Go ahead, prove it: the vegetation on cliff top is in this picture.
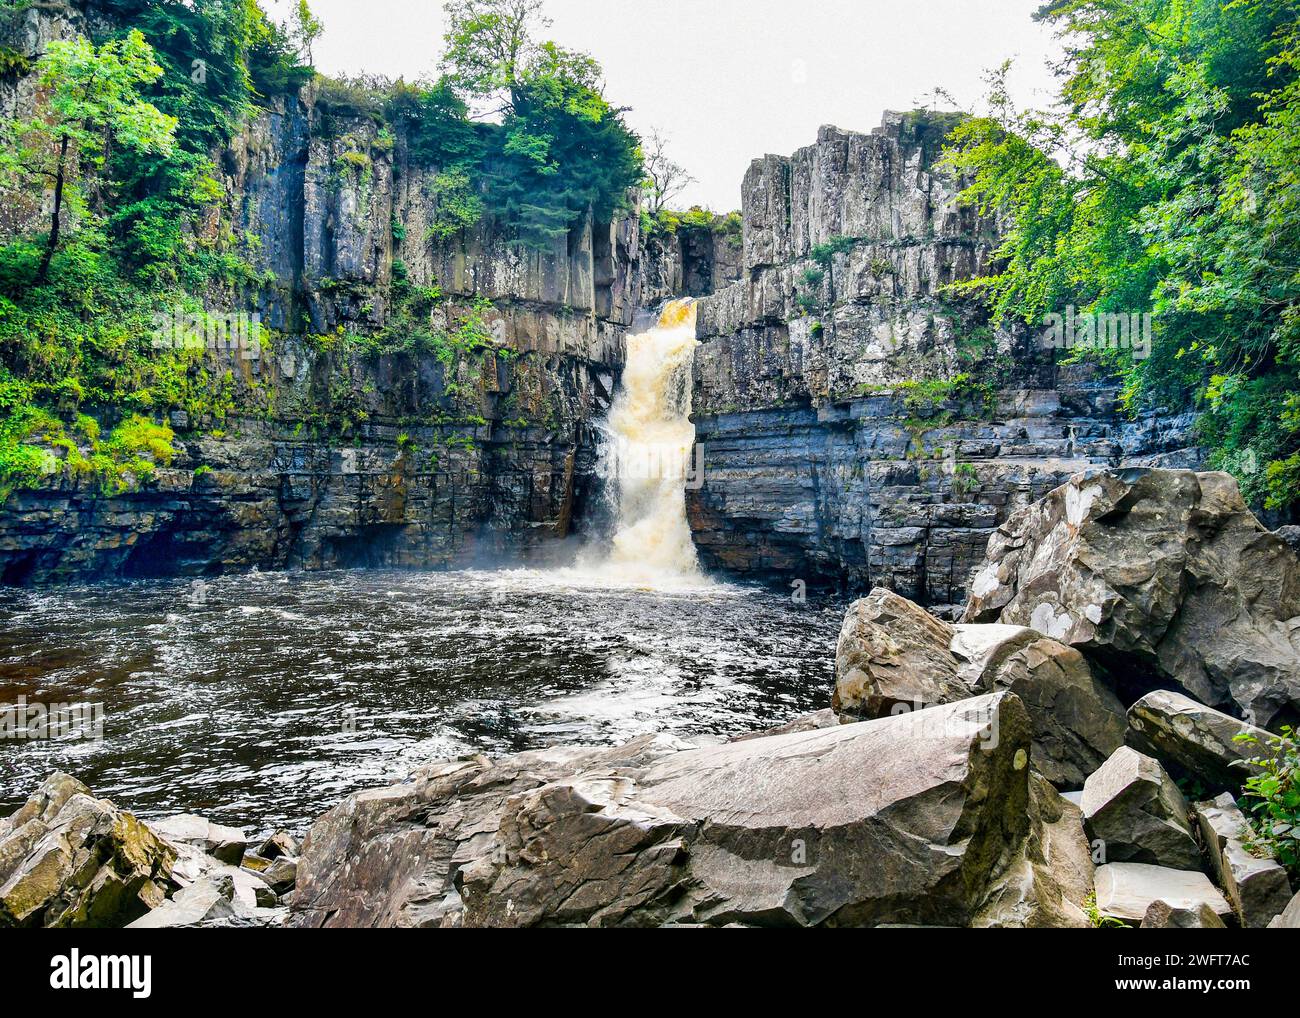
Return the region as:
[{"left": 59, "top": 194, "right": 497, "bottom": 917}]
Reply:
[{"left": 941, "top": 0, "right": 1300, "bottom": 515}]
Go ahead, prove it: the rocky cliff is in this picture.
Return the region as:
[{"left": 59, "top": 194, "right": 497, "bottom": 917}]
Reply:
[
  {"left": 687, "top": 115, "right": 1199, "bottom": 607},
  {"left": 0, "top": 1, "right": 686, "bottom": 584}
]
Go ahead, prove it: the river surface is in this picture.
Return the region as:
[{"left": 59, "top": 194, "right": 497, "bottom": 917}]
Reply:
[{"left": 0, "top": 568, "right": 841, "bottom": 833}]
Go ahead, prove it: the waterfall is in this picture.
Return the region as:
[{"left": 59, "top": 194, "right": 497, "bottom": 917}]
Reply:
[{"left": 590, "top": 298, "right": 703, "bottom": 582}]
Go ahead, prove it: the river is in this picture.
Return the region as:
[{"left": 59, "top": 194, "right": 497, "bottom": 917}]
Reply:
[{"left": 0, "top": 300, "right": 843, "bottom": 834}]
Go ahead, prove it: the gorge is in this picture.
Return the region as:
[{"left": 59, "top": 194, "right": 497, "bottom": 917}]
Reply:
[{"left": 2, "top": 0, "right": 1300, "bottom": 938}]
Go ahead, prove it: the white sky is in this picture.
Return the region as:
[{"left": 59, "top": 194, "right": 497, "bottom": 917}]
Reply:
[{"left": 264, "top": 0, "right": 1065, "bottom": 211}]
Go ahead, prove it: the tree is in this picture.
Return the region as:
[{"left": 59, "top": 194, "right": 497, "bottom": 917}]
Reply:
[
  {"left": 289, "top": 0, "right": 324, "bottom": 67},
  {"left": 440, "top": 0, "right": 549, "bottom": 115},
  {"left": 939, "top": 0, "right": 1300, "bottom": 514},
  {"left": 13, "top": 31, "right": 177, "bottom": 283},
  {"left": 642, "top": 128, "right": 695, "bottom": 216},
  {"left": 435, "top": 0, "right": 644, "bottom": 248}
]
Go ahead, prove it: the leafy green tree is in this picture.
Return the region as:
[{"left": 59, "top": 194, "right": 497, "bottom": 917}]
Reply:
[
  {"left": 7, "top": 31, "right": 177, "bottom": 283},
  {"left": 289, "top": 0, "right": 325, "bottom": 66},
  {"left": 940, "top": 0, "right": 1300, "bottom": 513},
  {"left": 440, "top": 0, "right": 548, "bottom": 114},
  {"left": 436, "top": 1, "right": 643, "bottom": 247}
]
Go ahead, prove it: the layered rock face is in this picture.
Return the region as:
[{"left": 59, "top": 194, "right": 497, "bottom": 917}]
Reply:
[
  {"left": 0, "top": 20, "right": 664, "bottom": 583},
  {"left": 688, "top": 115, "right": 1197, "bottom": 603}
]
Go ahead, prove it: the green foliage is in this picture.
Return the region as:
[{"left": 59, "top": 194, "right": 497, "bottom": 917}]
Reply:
[
  {"left": 951, "top": 461, "right": 980, "bottom": 498},
  {"left": 1235, "top": 726, "right": 1300, "bottom": 877},
  {"left": 810, "top": 235, "right": 856, "bottom": 266},
  {"left": 895, "top": 374, "right": 997, "bottom": 421},
  {"left": 1084, "top": 890, "right": 1129, "bottom": 929},
  {"left": 0, "top": 6, "right": 314, "bottom": 503},
  {"left": 437, "top": 0, "right": 643, "bottom": 248},
  {"left": 940, "top": 1, "right": 1300, "bottom": 514},
  {"left": 0, "top": 367, "right": 177, "bottom": 498},
  {"left": 427, "top": 168, "right": 485, "bottom": 240},
  {"left": 799, "top": 267, "right": 826, "bottom": 289}
]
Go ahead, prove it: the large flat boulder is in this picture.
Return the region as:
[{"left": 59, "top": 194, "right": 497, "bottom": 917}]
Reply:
[
  {"left": 835, "top": 587, "right": 1125, "bottom": 787},
  {"left": 292, "top": 693, "right": 1061, "bottom": 927},
  {"left": 1081, "top": 746, "right": 1200, "bottom": 869},
  {"left": 962, "top": 468, "right": 1300, "bottom": 727},
  {"left": 1094, "top": 862, "right": 1233, "bottom": 924},
  {"left": 0, "top": 772, "right": 175, "bottom": 928}
]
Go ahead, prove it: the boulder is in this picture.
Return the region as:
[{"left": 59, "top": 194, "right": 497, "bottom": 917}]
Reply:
[
  {"left": 1140, "top": 899, "right": 1228, "bottom": 928},
  {"left": 1194, "top": 793, "right": 1292, "bottom": 928},
  {"left": 962, "top": 468, "right": 1300, "bottom": 727},
  {"left": 148, "top": 813, "right": 246, "bottom": 865},
  {"left": 1081, "top": 746, "right": 1200, "bottom": 869},
  {"left": 834, "top": 587, "right": 1125, "bottom": 787},
  {"left": 261, "top": 856, "right": 297, "bottom": 894},
  {"left": 126, "top": 875, "right": 237, "bottom": 929},
  {"left": 950, "top": 623, "right": 1126, "bottom": 787},
  {"left": 255, "top": 831, "right": 299, "bottom": 860},
  {"left": 1268, "top": 890, "right": 1300, "bottom": 928},
  {"left": 1094, "top": 863, "right": 1233, "bottom": 924},
  {"left": 0, "top": 772, "right": 175, "bottom": 928},
  {"left": 972, "top": 772, "right": 1095, "bottom": 928},
  {"left": 833, "top": 588, "right": 969, "bottom": 716},
  {"left": 1126, "top": 690, "right": 1267, "bottom": 793},
  {"left": 293, "top": 694, "right": 1045, "bottom": 927}
]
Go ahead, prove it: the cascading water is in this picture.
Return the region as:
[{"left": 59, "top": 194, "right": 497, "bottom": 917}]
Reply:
[{"left": 587, "top": 298, "right": 704, "bottom": 583}]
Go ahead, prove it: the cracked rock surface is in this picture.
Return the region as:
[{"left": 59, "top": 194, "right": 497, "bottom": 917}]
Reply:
[{"left": 288, "top": 692, "right": 1085, "bottom": 928}]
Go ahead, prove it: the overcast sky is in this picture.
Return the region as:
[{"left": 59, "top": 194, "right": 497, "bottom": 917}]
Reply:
[{"left": 264, "top": 0, "right": 1065, "bottom": 210}]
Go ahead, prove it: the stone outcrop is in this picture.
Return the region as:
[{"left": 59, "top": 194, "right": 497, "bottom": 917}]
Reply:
[
  {"left": 687, "top": 115, "right": 1198, "bottom": 601},
  {"left": 1194, "top": 794, "right": 1293, "bottom": 929},
  {"left": 290, "top": 693, "right": 1081, "bottom": 928},
  {"left": 1126, "top": 689, "right": 1268, "bottom": 793},
  {"left": 1094, "top": 862, "right": 1232, "bottom": 925},
  {"left": 0, "top": 772, "right": 175, "bottom": 928},
  {"left": 963, "top": 468, "right": 1300, "bottom": 727},
  {"left": 834, "top": 586, "right": 1125, "bottom": 787},
  {"left": 1080, "top": 747, "right": 1200, "bottom": 870}
]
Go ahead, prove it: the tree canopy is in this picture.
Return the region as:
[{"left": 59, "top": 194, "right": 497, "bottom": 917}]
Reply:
[
  {"left": 940, "top": 0, "right": 1300, "bottom": 514},
  {"left": 426, "top": 0, "right": 644, "bottom": 247}
]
